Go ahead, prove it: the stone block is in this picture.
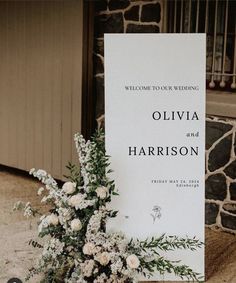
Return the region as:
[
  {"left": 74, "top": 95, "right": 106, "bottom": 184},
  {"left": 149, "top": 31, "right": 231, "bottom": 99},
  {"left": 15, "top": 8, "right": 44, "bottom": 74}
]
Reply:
[
  {"left": 224, "top": 160, "right": 236, "bottom": 180},
  {"left": 108, "top": 0, "right": 130, "bottom": 11},
  {"left": 126, "top": 23, "right": 159, "bottom": 33},
  {"left": 141, "top": 3, "right": 161, "bottom": 23},
  {"left": 229, "top": 182, "right": 236, "bottom": 201},
  {"left": 124, "top": 5, "right": 139, "bottom": 21},
  {"left": 223, "top": 203, "right": 236, "bottom": 215},
  {"left": 206, "top": 121, "right": 232, "bottom": 150},
  {"left": 208, "top": 134, "right": 232, "bottom": 172},
  {"left": 205, "top": 202, "right": 219, "bottom": 225},
  {"left": 205, "top": 174, "right": 227, "bottom": 201},
  {"left": 95, "top": 13, "right": 124, "bottom": 37},
  {"left": 221, "top": 212, "right": 236, "bottom": 230},
  {"left": 94, "top": 0, "right": 108, "bottom": 12}
]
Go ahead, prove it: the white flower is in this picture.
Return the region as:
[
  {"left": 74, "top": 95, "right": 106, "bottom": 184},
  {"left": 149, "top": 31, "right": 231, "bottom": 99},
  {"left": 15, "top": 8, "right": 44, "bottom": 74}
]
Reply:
[
  {"left": 111, "top": 258, "right": 123, "bottom": 274},
  {"left": 37, "top": 187, "right": 44, "bottom": 196},
  {"left": 68, "top": 194, "right": 84, "bottom": 209},
  {"left": 47, "top": 213, "right": 59, "bottom": 226},
  {"left": 29, "top": 168, "right": 35, "bottom": 174},
  {"left": 95, "top": 252, "right": 110, "bottom": 266},
  {"left": 37, "top": 169, "right": 47, "bottom": 177},
  {"left": 81, "top": 259, "right": 95, "bottom": 277},
  {"left": 83, "top": 242, "right": 96, "bottom": 255},
  {"left": 30, "top": 168, "right": 58, "bottom": 189},
  {"left": 95, "top": 186, "right": 108, "bottom": 199},
  {"left": 93, "top": 273, "right": 108, "bottom": 283},
  {"left": 62, "top": 181, "right": 76, "bottom": 194},
  {"left": 71, "top": 219, "right": 82, "bottom": 231},
  {"left": 126, "top": 254, "right": 140, "bottom": 269},
  {"left": 58, "top": 208, "right": 72, "bottom": 224}
]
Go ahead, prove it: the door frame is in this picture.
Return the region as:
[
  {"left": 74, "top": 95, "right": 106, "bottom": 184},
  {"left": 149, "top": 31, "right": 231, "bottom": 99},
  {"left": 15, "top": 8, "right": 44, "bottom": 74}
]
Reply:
[{"left": 82, "top": 1, "right": 96, "bottom": 140}]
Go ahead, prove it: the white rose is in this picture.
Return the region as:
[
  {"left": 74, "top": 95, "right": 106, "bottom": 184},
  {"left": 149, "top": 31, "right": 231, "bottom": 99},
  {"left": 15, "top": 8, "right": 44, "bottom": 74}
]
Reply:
[
  {"left": 47, "top": 213, "right": 59, "bottom": 226},
  {"left": 95, "top": 186, "right": 108, "bottom": 199},
  {"left": 62, "top": 181, "right": 76, "bottom": 194},
  {"left": 83, "top": 242, "right": 96, "bottom": 255},
  {"left": 126, "top": 254, "right": 140, "bottom": 269},
  {"left": 71, "top": 219, "right": 82, "bottom": 231},
  {"left": 95, "top": 252, "right": 110, "bottom": 266},
  {"left": 68, "top": 194, "right": 84, "bottom": 209}
]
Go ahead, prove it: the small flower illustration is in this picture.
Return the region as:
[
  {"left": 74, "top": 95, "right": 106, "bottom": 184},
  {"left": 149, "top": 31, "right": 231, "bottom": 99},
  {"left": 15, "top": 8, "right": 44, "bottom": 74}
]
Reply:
[{"left": 150, "top": 205, "right": 162, "bottom": 223}]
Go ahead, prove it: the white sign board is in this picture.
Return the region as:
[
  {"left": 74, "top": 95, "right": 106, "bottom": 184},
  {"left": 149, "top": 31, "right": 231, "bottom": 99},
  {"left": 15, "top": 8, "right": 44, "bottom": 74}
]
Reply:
[{"left": 105, "top": 34, "right": 205, "bottom": 281}]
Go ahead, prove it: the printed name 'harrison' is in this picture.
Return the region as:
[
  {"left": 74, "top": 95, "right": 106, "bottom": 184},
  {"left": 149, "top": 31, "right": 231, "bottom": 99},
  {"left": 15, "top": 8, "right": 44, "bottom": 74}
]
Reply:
[
  {"left": 152, "top": 111, "right": 199, "bottom": 120},
  {"left": 128, "top": 146, "right": 198, "bottom": 156}
]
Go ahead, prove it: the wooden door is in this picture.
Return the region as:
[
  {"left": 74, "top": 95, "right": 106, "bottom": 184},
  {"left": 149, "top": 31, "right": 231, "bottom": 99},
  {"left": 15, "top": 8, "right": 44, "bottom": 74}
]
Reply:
[{"left": 0, "top": 1, "right": 84, "bottom": 179}]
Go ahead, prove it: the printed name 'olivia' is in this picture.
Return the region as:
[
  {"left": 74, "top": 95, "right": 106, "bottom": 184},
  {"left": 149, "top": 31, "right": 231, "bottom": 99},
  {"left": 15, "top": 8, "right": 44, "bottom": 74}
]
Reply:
[{"left": 152, "top": 111, "right": 199, "bottom": 120}]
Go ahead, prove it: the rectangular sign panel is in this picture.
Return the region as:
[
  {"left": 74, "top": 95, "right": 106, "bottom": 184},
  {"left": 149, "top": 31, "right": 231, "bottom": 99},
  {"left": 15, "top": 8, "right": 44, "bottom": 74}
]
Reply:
[{"left": 105, "top": 34, "right": 205, "bottom": 281}]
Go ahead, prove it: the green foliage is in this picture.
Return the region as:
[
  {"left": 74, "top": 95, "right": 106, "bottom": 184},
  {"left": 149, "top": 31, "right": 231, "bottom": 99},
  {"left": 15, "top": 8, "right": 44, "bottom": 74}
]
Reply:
[
  {"left": 64, "top": 162, "right": 81, "bottom": 183},
  {"left": 18, "top": 129, "right": 203, "bottom": 283},
  {"left": 138, "top": 234, "right": 203, "bottom": 252}
]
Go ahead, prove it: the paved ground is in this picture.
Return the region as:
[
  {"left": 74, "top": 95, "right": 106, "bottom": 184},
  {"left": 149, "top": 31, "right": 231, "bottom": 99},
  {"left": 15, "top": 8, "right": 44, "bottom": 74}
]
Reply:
[{"left": 0, "top": 168, "right": 236, "bottom": 283}]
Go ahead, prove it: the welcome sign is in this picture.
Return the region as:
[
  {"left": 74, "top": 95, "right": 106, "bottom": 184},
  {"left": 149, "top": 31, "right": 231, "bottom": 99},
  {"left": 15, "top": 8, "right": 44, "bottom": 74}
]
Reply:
[{"left": 105, "top": 34, "right": 205, "bottom": 281}]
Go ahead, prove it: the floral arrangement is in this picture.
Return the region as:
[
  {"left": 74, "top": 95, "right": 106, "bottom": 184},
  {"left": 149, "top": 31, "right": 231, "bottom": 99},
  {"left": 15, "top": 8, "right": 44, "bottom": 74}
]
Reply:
[{"left": 14, "top": 130, "right": 203, "bottom": 283}]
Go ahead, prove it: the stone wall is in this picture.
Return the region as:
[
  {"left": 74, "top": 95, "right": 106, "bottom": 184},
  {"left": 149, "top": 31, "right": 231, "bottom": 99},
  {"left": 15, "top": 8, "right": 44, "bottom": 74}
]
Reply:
[
  {"left": 93, "top": 0, "right": 236, "bottom": 233},
  {"left": 206, "top": 117, "right": 236, "bottom": 233}
]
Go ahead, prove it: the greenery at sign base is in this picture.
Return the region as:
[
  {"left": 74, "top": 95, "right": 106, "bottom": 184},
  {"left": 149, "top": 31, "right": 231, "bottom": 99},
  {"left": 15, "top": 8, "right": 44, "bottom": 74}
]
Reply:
[{"left": 14, "top": 130, "right": 204, "bottom": 283}]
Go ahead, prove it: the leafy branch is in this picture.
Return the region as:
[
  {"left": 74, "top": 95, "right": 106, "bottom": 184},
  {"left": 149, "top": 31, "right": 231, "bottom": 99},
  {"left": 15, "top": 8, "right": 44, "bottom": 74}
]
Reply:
[
  {"left": 138, "top": 234, "right": 204, "bottom": 252},
  {"left": 140, "top": 256, "right": 203, "bottom": 282}
]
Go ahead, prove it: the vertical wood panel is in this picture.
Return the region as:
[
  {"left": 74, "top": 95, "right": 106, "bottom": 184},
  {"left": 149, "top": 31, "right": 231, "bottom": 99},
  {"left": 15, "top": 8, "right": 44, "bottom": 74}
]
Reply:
[
  {"left": 61, "top": 2, "right": 73, "bottom": 178},
  {"left": 16, "top": 2, "right": 27, "bottom": 170},
  {"left": 51, "top": 2, "right": 63, "bottom": 178},
  {"left": 0, "top": 1, "right": 83, "bottom": 179},
  {"left": 33, "top": 1, "right": 44, "bottom": 170},
  {"left": 0, "top": 3, "right": 9, "bottom": 166},
  {"left": 72, "top": 0, "right": 83, "bottom": 166},
  {"left": 42, "top": 2, "right": 53, "bottom": 173},
  {"left": 8, "top": 2, "right": 18, "bottom": 168},
  {"left": 25, "top": 2, "right": 36, "bottom": 170},
  {"left": 4, "top": 2, "right": 11, "bottom": 166}
]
